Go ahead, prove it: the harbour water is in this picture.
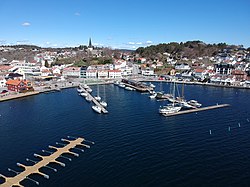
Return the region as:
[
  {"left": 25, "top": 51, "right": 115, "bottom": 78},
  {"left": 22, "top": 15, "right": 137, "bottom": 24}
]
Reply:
[{"left": 0, "top": 82, "right": 250, "bottom": 186}]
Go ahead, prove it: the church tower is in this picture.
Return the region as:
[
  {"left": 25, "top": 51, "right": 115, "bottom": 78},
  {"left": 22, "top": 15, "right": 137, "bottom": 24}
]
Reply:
[{"left": 88, "top": 38, "right": 93, "bottom": 50}]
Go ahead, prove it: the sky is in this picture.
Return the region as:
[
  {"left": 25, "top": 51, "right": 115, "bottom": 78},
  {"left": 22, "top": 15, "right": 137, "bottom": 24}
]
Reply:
[{"left": 0, "top": 0, "right": 249, "bottom": 49}]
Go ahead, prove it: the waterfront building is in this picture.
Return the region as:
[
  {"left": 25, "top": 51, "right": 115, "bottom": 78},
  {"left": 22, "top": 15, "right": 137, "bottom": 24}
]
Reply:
[
  {"left": 175, "top": 63, "right": 191, "bottom": 70},
  {"left": 108, "top": 69, "right": 122, "bottom": 79},
  {"left": 86, "top": 69, "right": 97, "bottom": 79},
  {"left": 214, "top": 63, "right": 234, "bottom": 75},
  {"left": 80, "top": 66, "right": 87, "bottom": 78},
  {"left": 97, "top": 70, "right": 109, "bottom": 79},
  {"left": 6, "top": 79, "right": 33, "bottom": 92},
  {"left": 62, "top": 67, "right": 80, "bottom": 78}
]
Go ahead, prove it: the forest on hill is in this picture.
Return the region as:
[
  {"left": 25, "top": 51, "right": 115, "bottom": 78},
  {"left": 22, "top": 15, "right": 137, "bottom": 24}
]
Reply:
[{"left": 135, "top": 41, "right": 247, "bottom": 60}]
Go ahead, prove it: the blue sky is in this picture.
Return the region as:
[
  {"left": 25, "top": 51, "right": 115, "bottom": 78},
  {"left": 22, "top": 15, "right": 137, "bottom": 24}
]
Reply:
[{"left": 0, "top": 0, "right": 249, "bottom": 49}]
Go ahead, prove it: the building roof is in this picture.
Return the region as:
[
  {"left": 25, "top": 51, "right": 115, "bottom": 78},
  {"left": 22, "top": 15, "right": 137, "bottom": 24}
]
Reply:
[{"left": 6, "top": 79, "right": 22, "bottom": 86}]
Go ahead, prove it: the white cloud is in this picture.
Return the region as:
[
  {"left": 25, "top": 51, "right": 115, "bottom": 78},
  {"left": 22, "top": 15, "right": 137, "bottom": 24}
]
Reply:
[
  {"left": 22, "top": 22, "right": 31, "bottom": 26},
  {"left": 146, "top": 40, "right": 153, "bottom": 44},
  {"left": 128, "top": 42, "right": 135, "bottom": 45},
  {"left": 132, "top": 46, "right": 136, "bottom": 49},
  {"left": 46, "top": 41, "right": 51, "bottom": 45},
  {"left": 136, "top": 42, "right": 142, "bottom": 45},
  {"left": 16, "top": 40, "right": 29, "bottom": 45},
  {"left": 74, "top": 12, "right": 80, "bottom": 16}
]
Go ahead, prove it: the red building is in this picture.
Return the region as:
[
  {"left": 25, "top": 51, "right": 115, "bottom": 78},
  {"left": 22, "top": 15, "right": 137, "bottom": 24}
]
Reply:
[{"left": 6, "top": 79, "right": 33, "bottom": 92}]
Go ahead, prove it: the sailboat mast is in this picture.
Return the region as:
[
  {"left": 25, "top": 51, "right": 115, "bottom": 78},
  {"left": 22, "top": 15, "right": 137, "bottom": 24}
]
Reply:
[
  {"left": 182, "top": 82, "right": 184, "bottom": 99},
  {"left": 173, "top": 80, "right": 176, "bottom": 106}
]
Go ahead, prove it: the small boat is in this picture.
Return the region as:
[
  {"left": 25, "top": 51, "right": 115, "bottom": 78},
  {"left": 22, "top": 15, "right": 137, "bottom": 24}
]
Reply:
[
  {"left": 94, "top": 96, "right": 101, "bottom": 101},
  {"left": 80, "top": 92, "right": 88, "bottom": 97},
  {"left": 118, "top": 83, "right": 125, "bottom": 88},
  {"left": 149, "top": 93, "right": 157, "bottom": 99},
  {"left": 77, "top": 88, "right": 83, "bottom": 93},
  {"left": 149, "top": 83, "right": 156, "bottom": 88},
  {"left": 92, "top": 105, "right": 102, "bottom": 113},
  {"left": 187, "top": 100, "right": 202, "bottom": 108},
  {"left": 125, "top": 86, "right": 134, "bottom": 91},
  {"left": 83, "top": 84, "right": 89, "bottom": 89},
  {"left": 85, "top": 96, "right": 92, "bottom": 102},
  {"left": 100, "top": 101, "right": 108, "bottom": 107},
  {"left": 114, "top": 81, "right": 120, "bottom": 86},
  {"left": 87, "top": 88, "right": 92, "bottom": 92}
]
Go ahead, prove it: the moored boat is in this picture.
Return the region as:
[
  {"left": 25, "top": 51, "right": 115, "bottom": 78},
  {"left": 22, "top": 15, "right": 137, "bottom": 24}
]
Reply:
[
  {"left": 187, "top": 100, "right": 202, "bottom": 108},
  {"left": 149, "top": 93, "right": 157, "bottom": 99},
  {"left": 80, "top": 92, "right": 88, "bottom": 97},
  {"left": 92, "top": 105, "right": 102, "bottom": 113},
  {"left": 125, "top": 86, "right": 135, "bottom": 91},
  {"left": 159, "top": 104, "right": 182, "bottom": 114},
  {"left": 100, "top": 101, "right": 108, "bottom": 107}
]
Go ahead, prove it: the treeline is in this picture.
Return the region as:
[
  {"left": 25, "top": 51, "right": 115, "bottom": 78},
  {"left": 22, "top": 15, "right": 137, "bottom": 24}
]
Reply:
[{"left": 135, "top": 41, "right": 241, "bottom": 59}]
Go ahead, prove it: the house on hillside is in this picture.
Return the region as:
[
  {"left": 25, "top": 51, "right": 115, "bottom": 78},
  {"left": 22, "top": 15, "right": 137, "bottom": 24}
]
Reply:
[
  {"left": 0, "top": 77, "right": 6, "bottom": 87},
  {"left": 141, "top": 67, "right": 155, "bottom": 76},
  {"left": 6, "top": 79, "right": 33, "bottom": 92},
  {"left": 62, "top": 67, "right": 80, "bottom": 78}
]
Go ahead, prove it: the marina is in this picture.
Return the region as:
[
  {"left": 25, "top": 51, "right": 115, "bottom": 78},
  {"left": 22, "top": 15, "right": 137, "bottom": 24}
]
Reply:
[
  {"left": 0, "top": 137, "right": 94, "bottom": 187},
  {"left": 79, "top": 85, "right": 108, "bottom": 114},
  {"left": 162, "top": 104, "right": 230, "bottom": 117},
  {"left": 0, "top": 82, "right": 249, "bottom": 186}
]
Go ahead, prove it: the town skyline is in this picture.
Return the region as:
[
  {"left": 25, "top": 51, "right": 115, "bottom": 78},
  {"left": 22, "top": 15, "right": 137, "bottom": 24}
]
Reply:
[{"left": 0, "top": 0, "right": 250, "bottom": 49}]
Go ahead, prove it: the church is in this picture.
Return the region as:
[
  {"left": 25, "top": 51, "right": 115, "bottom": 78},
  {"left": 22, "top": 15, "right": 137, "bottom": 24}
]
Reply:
[{"left": 86, "top": 38, "right": 102, "bottom": 57}]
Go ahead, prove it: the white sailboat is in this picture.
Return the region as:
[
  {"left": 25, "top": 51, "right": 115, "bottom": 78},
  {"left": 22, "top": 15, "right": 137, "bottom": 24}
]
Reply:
[
  {"left": 94, "top": 84, "right": 101, "bottom": 101},
  {"left": 159, "top": 81, "right": 182, "bottom": 114},
  {"left": 92, "top": 105, "right": 102, "bottom": 113},
  {"left": 100, "top": 85, "right": 108, "bottom": 107}
]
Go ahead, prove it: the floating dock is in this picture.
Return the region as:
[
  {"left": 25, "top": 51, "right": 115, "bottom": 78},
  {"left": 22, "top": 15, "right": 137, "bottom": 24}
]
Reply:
[
  {"left": 163, "top": 104, "right": 230, "bottom": 117},
  {"left": 121, "top": 79, "right": 153, "bottom": 92},
  {"left": 79, "top": 85, "right": 108, "bottom": 114},
  {"left": 0, "top": 137, "right": 94, "bottom": 187}
]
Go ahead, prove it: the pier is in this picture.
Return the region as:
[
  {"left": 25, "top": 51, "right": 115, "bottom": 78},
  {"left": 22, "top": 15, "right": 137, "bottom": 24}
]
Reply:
[
  {"left": 0, "top": 91, "right": 40, "bottom": 102},
  {"left": 79, "top": 85, "right": 108, "bottom": 114},
  {"left": 163, "top": 104, "right": 230, "bottom": 117},
  {"left": 121, "top": 79, "right": 153, "bottom": 92},
  {"left": 0, "top": 137, "right": 94, "bottom": 187}
]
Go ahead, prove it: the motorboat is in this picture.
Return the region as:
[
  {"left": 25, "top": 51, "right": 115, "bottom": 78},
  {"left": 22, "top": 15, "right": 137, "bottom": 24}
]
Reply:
[
  {"left": 94, "top": 96, "right": 101, "bottom": 101},
  {"left": 80, "top": 92, "right": 88, "bottom": 97},
  {"left": 87, "top": 87, "right": 92, "bottom": 92},
  {"left": 100, "top": 101, "right": 108, "bottom": 107},
  {"left": 83, "top": 84, "right": 89, "bottom": 89},
  {"left": 77, "top": 88, "right": 83, "bottom": 93},
  {"left": 187, "top": 100, "right": 202, "bottom": 108},
  {"left": 85, "top": 96, "right": 92, "bottom": 102},
  {"left": 118, "top": 83, "right": 125, "bottom": 88},
  {"left": 149, "top": 93, "right": 157, "bottom": 99},
  {"left": 125, "top": 86, "right": 134, "bottom": 91},
  {"left": 149, "top": 83, "right": 156, "bottom": 88},
  {"left": 92, "top": 105, "right": 102, "bottom": 114}
]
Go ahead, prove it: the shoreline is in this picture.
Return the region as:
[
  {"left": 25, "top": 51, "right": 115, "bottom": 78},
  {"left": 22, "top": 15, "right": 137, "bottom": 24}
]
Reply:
[
  {"left": 140, "top": 79, "right": 250, "bottom": 90},
  {"left": 1, "top": 78, "right": 249, "bottom": 102}
]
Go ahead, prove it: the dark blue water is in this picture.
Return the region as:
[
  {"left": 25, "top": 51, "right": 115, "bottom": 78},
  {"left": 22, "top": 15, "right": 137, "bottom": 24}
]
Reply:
[{"left": 0, "top": 83, "right": 250, "bottom": 187}]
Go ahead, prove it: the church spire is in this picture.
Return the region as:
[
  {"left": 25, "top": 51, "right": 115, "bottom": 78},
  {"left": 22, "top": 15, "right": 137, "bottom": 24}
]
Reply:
[{"left": 88, "top": 38, "right": 92, "bottom": 48}]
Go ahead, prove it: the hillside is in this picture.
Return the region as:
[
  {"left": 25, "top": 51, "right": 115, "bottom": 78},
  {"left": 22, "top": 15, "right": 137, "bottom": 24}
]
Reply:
[{"left": 135, "top": 41, "right": 244, "bottom": 60}]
